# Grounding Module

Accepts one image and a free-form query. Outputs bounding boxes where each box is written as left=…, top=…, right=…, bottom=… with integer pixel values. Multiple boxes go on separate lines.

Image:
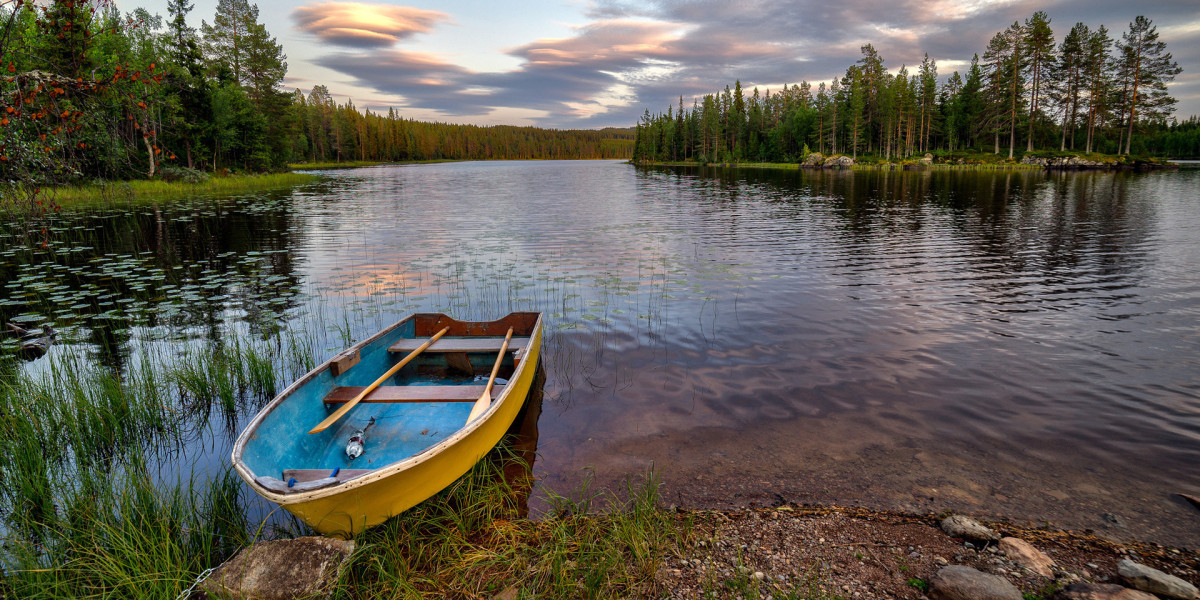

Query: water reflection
left=2, top=161, right=1197, bottom=546
left=498, top=361, right=545, bottom=517
left=0, top=191, right=304, bottom=372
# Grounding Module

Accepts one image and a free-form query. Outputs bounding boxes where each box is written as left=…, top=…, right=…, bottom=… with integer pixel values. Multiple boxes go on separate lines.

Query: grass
left=339, top=463, right=682, bottom=599
left=24, top=172, right=319, bottom=209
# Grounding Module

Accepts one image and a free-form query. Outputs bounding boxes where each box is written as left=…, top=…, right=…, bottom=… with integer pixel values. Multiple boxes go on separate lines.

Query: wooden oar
left=308, top=327, right=450, bottom=434
left=466, top=327, right=513, bottom=423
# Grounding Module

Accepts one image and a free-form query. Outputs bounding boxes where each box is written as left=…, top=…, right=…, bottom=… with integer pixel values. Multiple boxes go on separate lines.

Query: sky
left=119, top=0, right=1200, bottom=129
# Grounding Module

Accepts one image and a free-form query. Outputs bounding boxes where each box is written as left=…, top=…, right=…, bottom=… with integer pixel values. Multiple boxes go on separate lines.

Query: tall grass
left=1, top=459, right=253, bottom=599
left=32, top=173, right=319, bottom=209
left=340, top=458, right=683, bottom=599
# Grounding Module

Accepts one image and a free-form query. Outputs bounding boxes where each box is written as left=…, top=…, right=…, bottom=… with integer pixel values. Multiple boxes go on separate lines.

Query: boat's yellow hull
left=233, top=312, right=544, bottom=536
left=282, top=331, right=540, bottom=535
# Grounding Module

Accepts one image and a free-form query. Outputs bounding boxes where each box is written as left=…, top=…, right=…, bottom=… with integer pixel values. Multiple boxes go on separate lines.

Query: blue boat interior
left=240, top=318, right=519, bottom=485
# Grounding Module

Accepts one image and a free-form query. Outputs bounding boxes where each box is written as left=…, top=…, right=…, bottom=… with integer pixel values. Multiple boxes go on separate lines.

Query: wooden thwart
left=323, top=384, right=504, bottom=404
left=308, top=327, right=450, bottom=434
left=282, top=468, right=375, bottom=484
left=388, top=337, right=530, bottom=354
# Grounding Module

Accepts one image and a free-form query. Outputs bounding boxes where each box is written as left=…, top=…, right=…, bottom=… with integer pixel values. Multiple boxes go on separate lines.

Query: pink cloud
left=293, top=2, right=450, bottom=48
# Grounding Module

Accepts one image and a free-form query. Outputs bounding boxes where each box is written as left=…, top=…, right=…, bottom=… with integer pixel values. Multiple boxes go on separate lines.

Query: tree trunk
left=143, top=134, right=156, bottom=177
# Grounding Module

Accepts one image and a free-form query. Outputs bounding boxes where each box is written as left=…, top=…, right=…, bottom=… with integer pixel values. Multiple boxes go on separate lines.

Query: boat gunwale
left=231, top=312, right=543, bottom=506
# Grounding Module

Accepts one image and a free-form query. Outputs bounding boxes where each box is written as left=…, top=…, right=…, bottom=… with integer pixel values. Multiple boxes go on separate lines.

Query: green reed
left=1, top=456, right=253, bottom=599
left=30, top=173, right=320, bottom=210
left=339, top=456, right=683, bottom=599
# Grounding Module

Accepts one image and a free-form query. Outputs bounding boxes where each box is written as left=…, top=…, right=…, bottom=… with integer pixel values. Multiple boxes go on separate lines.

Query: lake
left=3, top=160, right=1198, bottom=547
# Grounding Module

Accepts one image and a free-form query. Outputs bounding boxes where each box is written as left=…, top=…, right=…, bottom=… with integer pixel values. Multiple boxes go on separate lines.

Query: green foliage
left=907, top=578, right=930, bottom=591
left=158, top=165, right=211, bottom=183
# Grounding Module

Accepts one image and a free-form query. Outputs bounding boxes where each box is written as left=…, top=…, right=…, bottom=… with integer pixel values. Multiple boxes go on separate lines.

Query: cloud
left=292, top=2, right=449, bottom=48
left=307, top=0, right=1200, bottom=127
left=317, top=49, right=493, bottom=114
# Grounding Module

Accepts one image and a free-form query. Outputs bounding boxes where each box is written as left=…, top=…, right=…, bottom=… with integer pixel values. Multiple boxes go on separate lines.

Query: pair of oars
left=307, top=326, right=514, bottom=434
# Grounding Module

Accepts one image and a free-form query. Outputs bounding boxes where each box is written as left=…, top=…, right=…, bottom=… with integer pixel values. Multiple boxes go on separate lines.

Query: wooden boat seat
left=322, top=384, right=504, bottom=404
left=283, top=468, right=375, bottom=483
left=255, top=468, right=376, bottom=493
left=388, top=337, right=530, bottom=354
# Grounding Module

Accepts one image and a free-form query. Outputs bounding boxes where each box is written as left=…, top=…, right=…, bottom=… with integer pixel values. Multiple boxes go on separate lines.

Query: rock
left=929, top=565, right=1023, bottom=600
left=802, top=152, right=825, bottom=166
left=1057, top=583, right=1159, bottom=600
left=919, top=153, right=934, bottom=165
left=998, top=537, right=1055, bottom=578
left=6, top=322, right=57, bottom=361
left=198, top=537, right=356, bottom=600
left=1117, top=560, right=1199, bottom=600
left=941, top=515, right=1000, bottom=543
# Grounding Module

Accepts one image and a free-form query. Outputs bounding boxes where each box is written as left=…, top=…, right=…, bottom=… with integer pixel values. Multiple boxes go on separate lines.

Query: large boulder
left=802, top=152, right=825, bottom=166
left=998, top=537, right=1055, bottom=577
left=1117, top=559, right=1199, bottom=600
left=198, top=537, right=357, bottom=600
left=929, top=565, right=1023, bottom=600
left=823, top=154, right=855, bottom=167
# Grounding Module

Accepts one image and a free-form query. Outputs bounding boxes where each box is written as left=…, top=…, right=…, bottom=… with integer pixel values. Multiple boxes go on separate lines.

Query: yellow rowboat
left=232, top=312, right=543, bottom=535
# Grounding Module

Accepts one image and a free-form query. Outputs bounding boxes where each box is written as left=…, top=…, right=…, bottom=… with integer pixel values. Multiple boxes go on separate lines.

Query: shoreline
left=199, top=494, right=1200, bottom=599
left=652, top=503, right=1200, bottom=599
left=287, top=157, right=632, bottom=170
left=634, top=155, right=1179, bottom=172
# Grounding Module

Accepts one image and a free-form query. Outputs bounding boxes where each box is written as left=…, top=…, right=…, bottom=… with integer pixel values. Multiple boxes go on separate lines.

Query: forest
left=0, top=0, right=633, bottom=197
left=633, top=12, right=1194, bottom=163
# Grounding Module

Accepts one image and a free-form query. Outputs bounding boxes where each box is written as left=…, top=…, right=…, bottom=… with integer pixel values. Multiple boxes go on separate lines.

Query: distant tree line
left=0, top=0, right=633, bottom=198
left=634, top=13, right=1190, bottom=163
left=289, top=89, right=632, bottom=163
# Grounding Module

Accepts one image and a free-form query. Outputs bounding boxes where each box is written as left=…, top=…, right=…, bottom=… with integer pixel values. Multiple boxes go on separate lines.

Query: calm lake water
left=3, top=160, right=1198, bottom=546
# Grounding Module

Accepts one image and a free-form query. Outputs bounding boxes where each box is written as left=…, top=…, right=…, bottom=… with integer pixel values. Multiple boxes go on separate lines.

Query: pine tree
left=1116, top=16, right=1181, bottom=154
left=918, top=54, right=938, bottom=152
left=1083, top=26, right=1114, bottom=153
left=1051, top=23, right=1089, bottom=151
left=1023, top=11, right=1055, bottom=151
left=200, top=0, right=256, bottom=84
left=982, top=23, right=1025, bottom=157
